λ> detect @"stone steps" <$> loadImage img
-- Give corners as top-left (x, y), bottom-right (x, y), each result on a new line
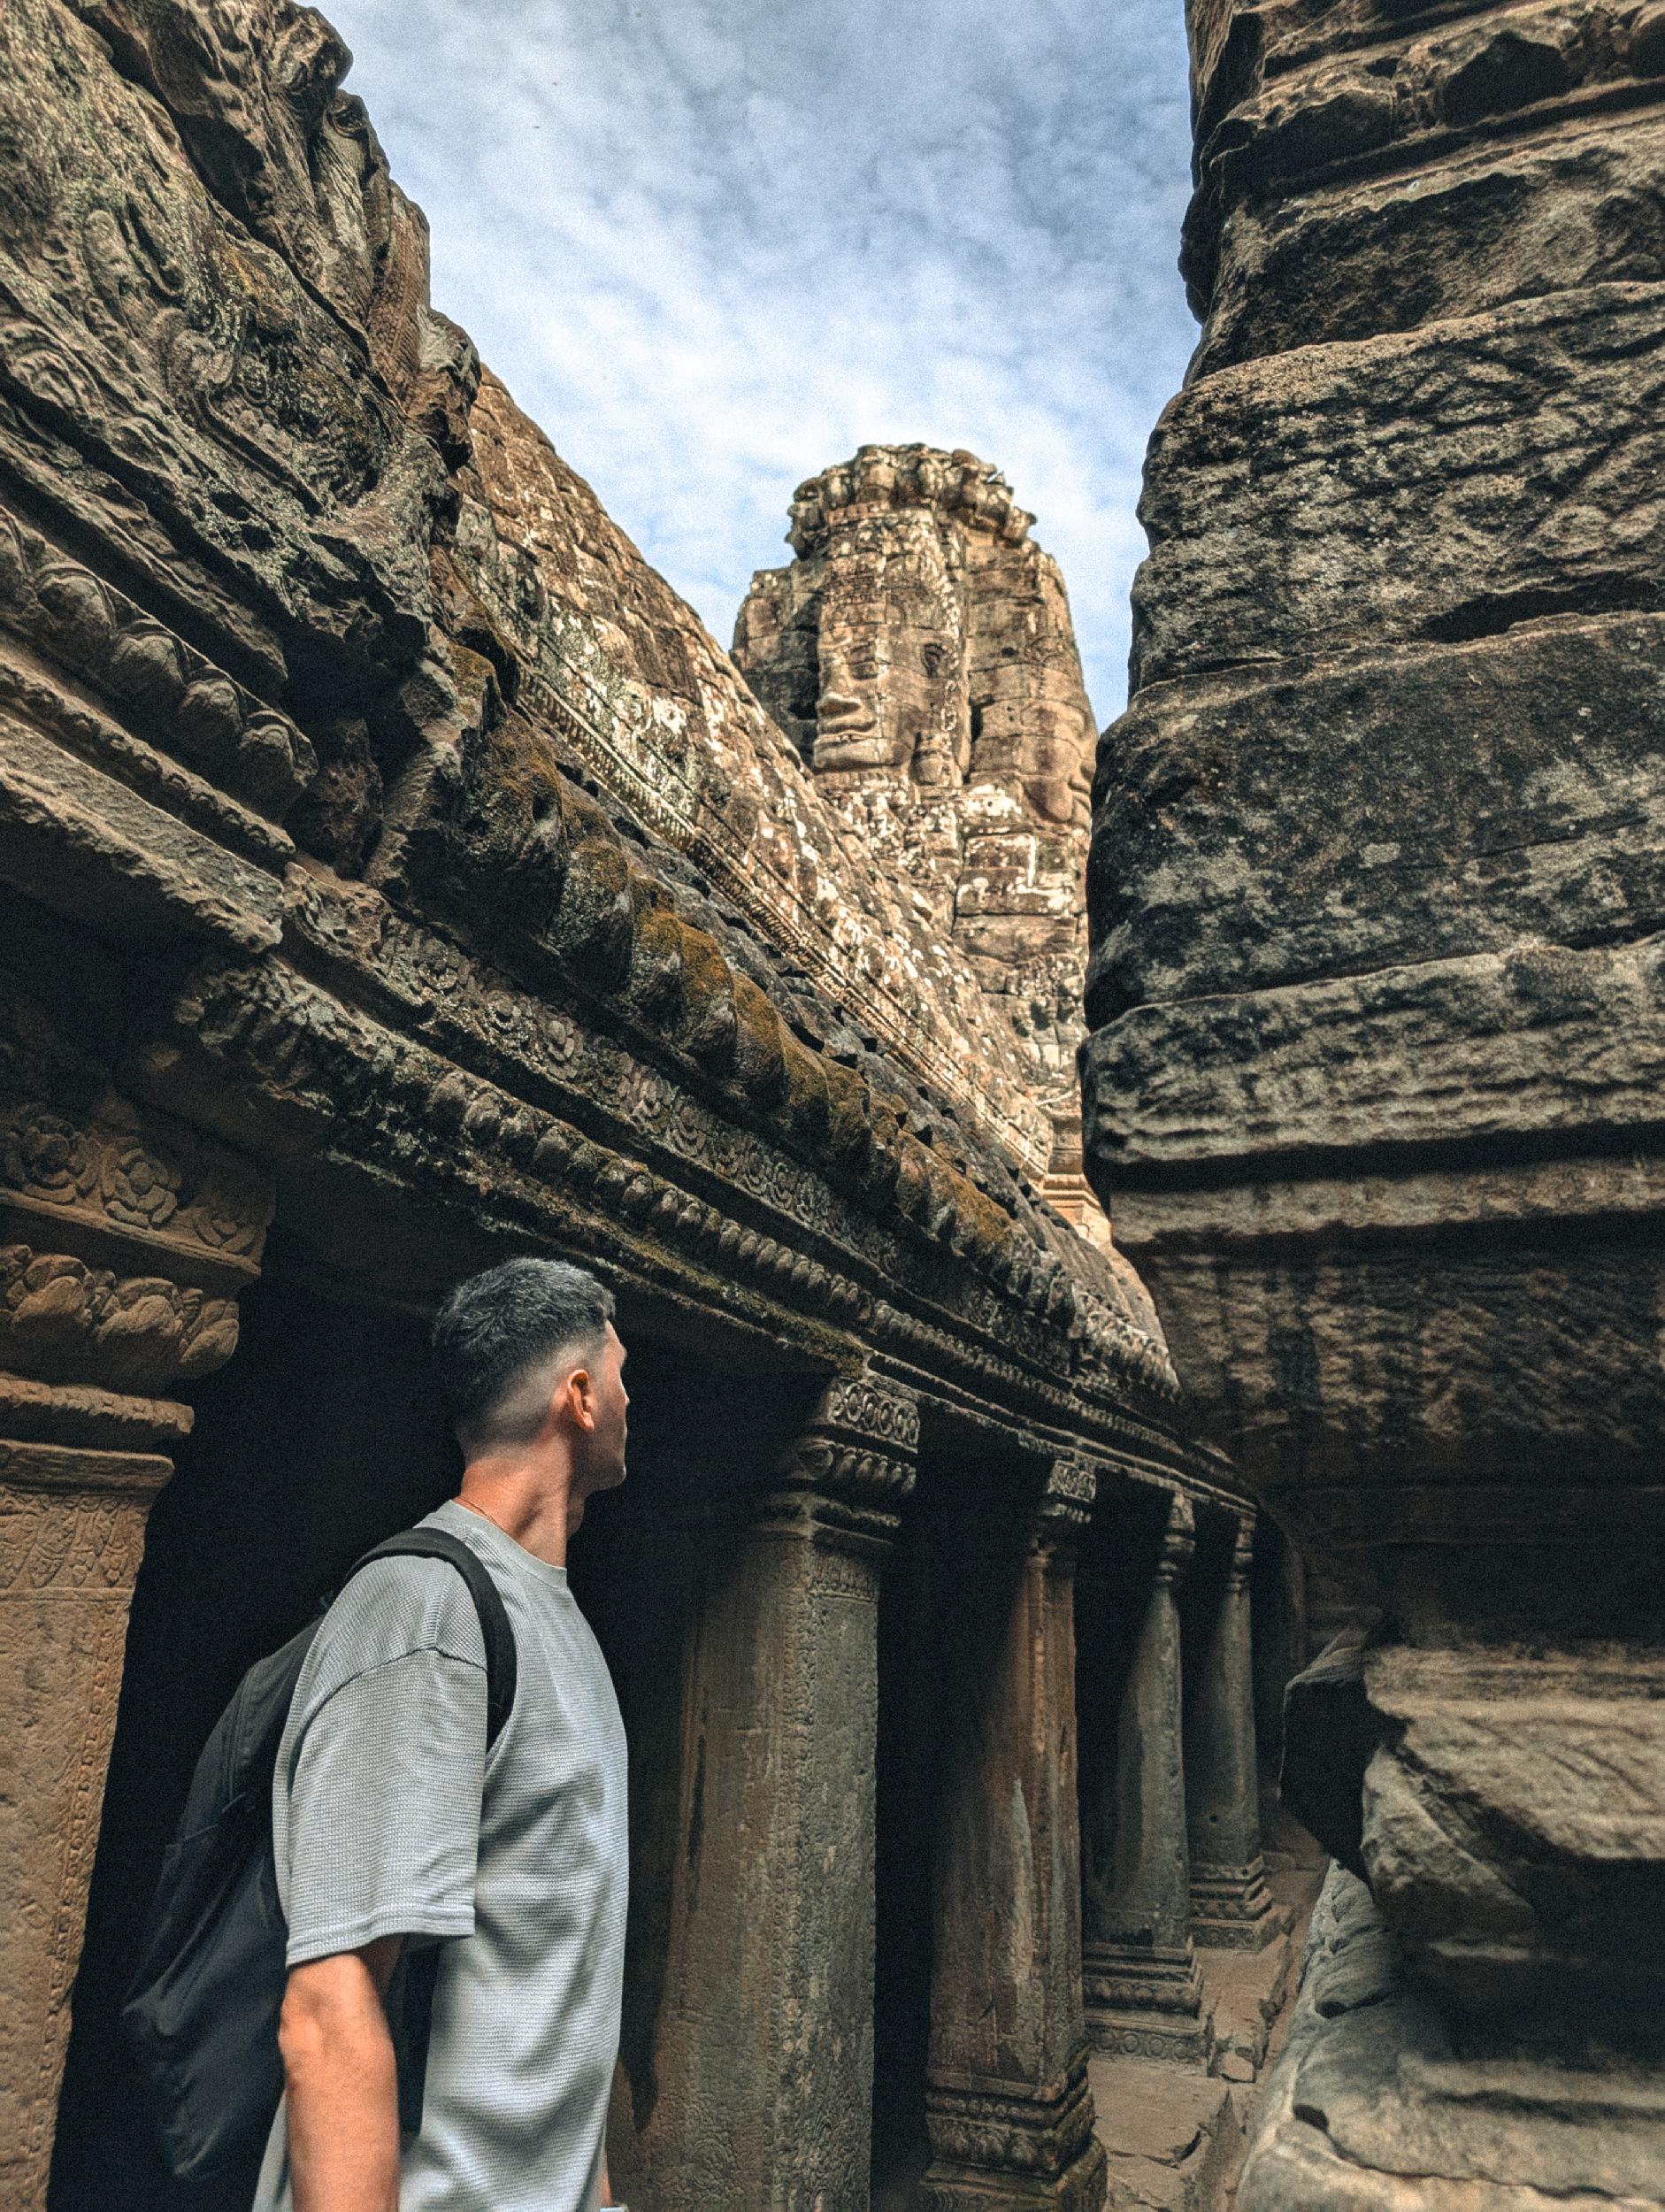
top-left (1086, 1826), bottom-right (1326, 2212)
top-left (1090, 2057), bottom-right (1247, 2212)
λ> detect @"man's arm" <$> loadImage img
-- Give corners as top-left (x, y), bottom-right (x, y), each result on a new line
top-left (279, 1933), bottom-right (404, 2212)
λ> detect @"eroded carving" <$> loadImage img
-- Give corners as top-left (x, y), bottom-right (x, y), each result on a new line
top-left (735, 445), bottom-right (1103, 1232)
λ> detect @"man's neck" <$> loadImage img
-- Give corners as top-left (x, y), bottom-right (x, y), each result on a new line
top-left (456, 1461), bottom-right (581, 1571)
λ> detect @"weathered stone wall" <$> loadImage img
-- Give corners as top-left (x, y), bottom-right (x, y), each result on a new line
top-left (734, 447), bottom-right (1103, 1226)
top-left (453, 405), bottom-right (1061, 1182)
top-left (1086, 3), bottom-right (1665, 2205)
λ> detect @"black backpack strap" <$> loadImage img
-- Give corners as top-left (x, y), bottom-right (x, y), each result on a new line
top-left (344, 1526), bottom-right (518, 2139)
top-left (349, 1528), bottom-right (518, 1747)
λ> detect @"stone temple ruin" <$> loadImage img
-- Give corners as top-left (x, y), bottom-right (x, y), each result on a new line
top-left (733, 445), bottom-right (1105, 1243)
top-left (2, 2), bottom-right (1661, 2211)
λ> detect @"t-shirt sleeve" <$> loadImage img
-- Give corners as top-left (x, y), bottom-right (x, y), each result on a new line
top-left (278, 1582), bottom-right (491, 1968)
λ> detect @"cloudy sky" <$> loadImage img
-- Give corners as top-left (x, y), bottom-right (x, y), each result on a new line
top-left (326, 0), bottom-right (1199, 721)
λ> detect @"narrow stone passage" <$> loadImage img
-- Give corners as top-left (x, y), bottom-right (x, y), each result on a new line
top-left (1089, 1817), bottom-right (1327, 2212)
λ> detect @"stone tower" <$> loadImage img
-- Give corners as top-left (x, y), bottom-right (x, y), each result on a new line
top-left (1086, 2), bottom-right (1665, 2206)
top-left (734, 445), bottom-right (1104, 1236)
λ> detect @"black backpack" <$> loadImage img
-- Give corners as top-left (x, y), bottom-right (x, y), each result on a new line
top-left (121, 1527), bottom-right (517, 2185)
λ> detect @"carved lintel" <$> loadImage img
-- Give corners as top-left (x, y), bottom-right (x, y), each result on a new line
top-left (142, 934), bottom-right (1182, 1429)
top-left (756, 1373), bottom-right (920, 1551)
top-left (810, 1372), bottom-right (923, 1456)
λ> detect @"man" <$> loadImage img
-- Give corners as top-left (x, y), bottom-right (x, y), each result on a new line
top-left (251, 1256), bottom-right (631, 2212)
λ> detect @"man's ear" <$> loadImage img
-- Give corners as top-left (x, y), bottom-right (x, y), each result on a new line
top-left (564, 1363), bottom-right (597, 1432)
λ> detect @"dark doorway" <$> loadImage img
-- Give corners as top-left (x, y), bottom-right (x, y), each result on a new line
top-left (1074, 1481), bottom-right (1170, 1971)
top-left (871, 1423), bottom-right (1027, 2212)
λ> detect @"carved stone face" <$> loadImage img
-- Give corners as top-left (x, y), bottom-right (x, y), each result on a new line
top-left (731, 449), bottom-right (1097, 1161)
top-left (812, 642), bottom-right (890, 771)
top-left (811, 511), bottom-right (967, 780)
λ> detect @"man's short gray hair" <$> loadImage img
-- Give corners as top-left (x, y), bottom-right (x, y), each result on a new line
top-left (432, 1257), bottom-right (615, 1451)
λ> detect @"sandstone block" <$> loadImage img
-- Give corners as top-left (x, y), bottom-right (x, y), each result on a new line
top-left (1132, 284), bottom-right (1665, 688)
top-left (1085, 933), bottom-right (1665, 1178)
top-left (1108, 1209), bottom-right (1665, 1525)
top-left (1088, 614), bottom-right (1665, 1021)
top-left (1360, 1644), bottom-right (1665, 2016)
top-left (1198, 117), bottom-right (1665, 373)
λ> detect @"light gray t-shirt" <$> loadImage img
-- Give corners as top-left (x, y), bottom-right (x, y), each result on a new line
top-left (252, 1500), bottom-right (628, 2212)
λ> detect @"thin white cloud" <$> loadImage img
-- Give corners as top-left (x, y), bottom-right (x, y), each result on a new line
top-left (326, 0), bottom-right (1197, 719)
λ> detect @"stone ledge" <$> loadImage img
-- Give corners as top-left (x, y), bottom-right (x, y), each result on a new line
top-left (1239, 1867), bottom-right (1665, 2212)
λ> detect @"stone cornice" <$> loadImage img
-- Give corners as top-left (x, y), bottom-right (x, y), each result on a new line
top-left (262, 866), bottom-right (1177, 1408)
top-left (149, 945), bottom-right (1188, 1452)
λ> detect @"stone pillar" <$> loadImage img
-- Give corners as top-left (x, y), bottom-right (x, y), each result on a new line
top-left (623, 1374), bottom-right (917, 2212)
top-left (1185, 1517), bottom-right (1279, 1950)
top-left (922, 1456), bottom-right (1107, 2212)
top-left (0, 998), bottom-right (269, 2211)
top-left (1080, 1491), bottom-right (1208, 2062)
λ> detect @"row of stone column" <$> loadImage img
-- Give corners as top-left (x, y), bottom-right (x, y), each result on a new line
top-left (1081, 1497), bottom-right (1278, 2069)
top-left (610, 1384), bottom-right (1109, 2211)
top-left (614, 1383), bottom-right (1271, 2211)
top-left (8, 1320), bottom-right (1268, 2211)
